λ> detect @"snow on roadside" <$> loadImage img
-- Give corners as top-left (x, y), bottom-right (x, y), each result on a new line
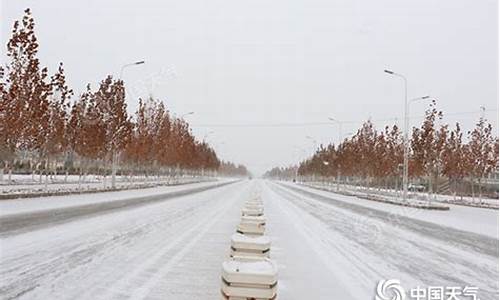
top-left (0, 175), bottom-right (217, 199)
top-left (303, 181), bottom-right (499, 209)
top-left (0, 179), bottom-right (235, 217)
top-left (302, 182), bottom-right (450, 210)
top-left (282, 181), bottom-right (499, 239)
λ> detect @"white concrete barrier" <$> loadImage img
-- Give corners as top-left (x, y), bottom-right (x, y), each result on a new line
top-left (241, 215), bottom-right (266, 226)
top-left (230, 233), bottom-right (271, 260)
top-left (237, 218), bottom-right (266, 235)
top-left (221, 259), bottom-right (278, 300)
top-left (250, 195), bottom-right (262, 202)
top-left (220, 195), bottom-right (278, 299)
top-left (241, 206), bottom-right (264, 217)
top-left (244, 203), bottom-right (264, 211)
top-left (246, 198), bottom-right (263, 204)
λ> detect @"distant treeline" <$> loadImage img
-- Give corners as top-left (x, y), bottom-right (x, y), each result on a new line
top-left (265, 101), bottom-right (498, 196)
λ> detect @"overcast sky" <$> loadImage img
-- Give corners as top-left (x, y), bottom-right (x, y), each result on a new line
top-left (1, 0), bottom-right (498, 175)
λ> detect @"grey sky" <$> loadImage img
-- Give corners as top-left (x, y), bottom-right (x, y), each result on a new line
top-left (1, 0), bottom-right (498, 175)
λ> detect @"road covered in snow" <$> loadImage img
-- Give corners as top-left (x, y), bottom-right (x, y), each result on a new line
top-left (0, 179), bottom-right (234, 236)
top-left (1, 179), bottom-right (248, 299)
top-left (264, 181), bottom-right (498, 299)
top-left (0, 179), bottom-right (498, 299)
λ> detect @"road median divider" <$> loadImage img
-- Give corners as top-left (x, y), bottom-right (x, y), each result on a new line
top-left (220, 194), bottom-right (278, 300)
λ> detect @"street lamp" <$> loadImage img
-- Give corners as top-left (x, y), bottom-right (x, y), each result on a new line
top-left (384, 68), bottom-right (417, 203)
top-left (111, 60), bottom-right (145, 189)
top-left (120, 60), bottom-right (145, 79)
top-left (411, 95), bottom-right (430, 103)
top-left (181, 111), bottom-right (195, 118)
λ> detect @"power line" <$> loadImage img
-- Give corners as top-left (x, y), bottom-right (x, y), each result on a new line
top-left (190, 109), bottom-right (497, 128)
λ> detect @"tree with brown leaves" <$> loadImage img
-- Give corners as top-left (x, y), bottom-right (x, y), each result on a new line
top-left (467, 116), bottom-right (496, 200)
top-left (411, 100), bottom-right (448, 195)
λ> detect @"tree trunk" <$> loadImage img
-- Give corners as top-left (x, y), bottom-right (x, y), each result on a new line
top-left (452, 178), bottom-right (457, 201)
top-left (395, 176), bottom-right (398, 196)
top-left (459, 179), bottom-right (463, 201)
top-left (103, 166), bottom-right (107, 189)
top-left (471, 180), bottom-right (475, 202)
top-left (111, 151), bottom-right (117, 189)
top-left (44, 170), bottom-right (49, 191)
top-left (478, 178), bottom-right (483, 204)
top-left (428, 175), bottom-right (433, 200)
top-left (78, 170), bottom-right (82, 190)
top-left (83, 163), bottom-right (87, 182)
top-left (46, 156), bottom-right (51, 183)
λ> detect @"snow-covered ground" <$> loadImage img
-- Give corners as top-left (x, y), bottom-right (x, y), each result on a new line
top-left (302, 182), bottom-right (451, 210)
top-left (0, 174), bottom-right (215, 198)
top-left (0, 174), bottom-right (207, 186)
top-left (0, 179), bottom-right (498, 299)
top-left (0, 174), bottom-right (102, 185)
top-left (283, 182), bottom-right (498, 238)
top-left (303, 180), bottom-right (499, 209)
top-left (266, 181), bottom-right (498, 299)
top-left (0, 179), bottom-right (232, 217)
top-left (0, 180), bottom-right (248, 299)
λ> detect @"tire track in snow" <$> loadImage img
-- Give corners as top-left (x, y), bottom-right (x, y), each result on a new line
top-left (280, 182), bottom-right (498, 257)
top-left (270, 181), bottom-right (499, 300)
top-left (265, 181), bottom-right (380, 299)
top-left (93, 182), bottom-right (245, 300)
top-left (1, 199), bottom-right (202, 300)
top-left (0, 181), bottom-right (235, 237)
top-left (129, 195), bottom-right (234, 300)
top-left (0, 182), bottom-right (245, 300)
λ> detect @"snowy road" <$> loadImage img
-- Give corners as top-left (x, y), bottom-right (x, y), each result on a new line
top-left (1, 180), bottom-right (248, 299)
top-left (0, 180), bottom-right (233, 236)
top-left (0, 179), bottom-right (498, 299)
top-left (264, 181), bottom-right (498, 299)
